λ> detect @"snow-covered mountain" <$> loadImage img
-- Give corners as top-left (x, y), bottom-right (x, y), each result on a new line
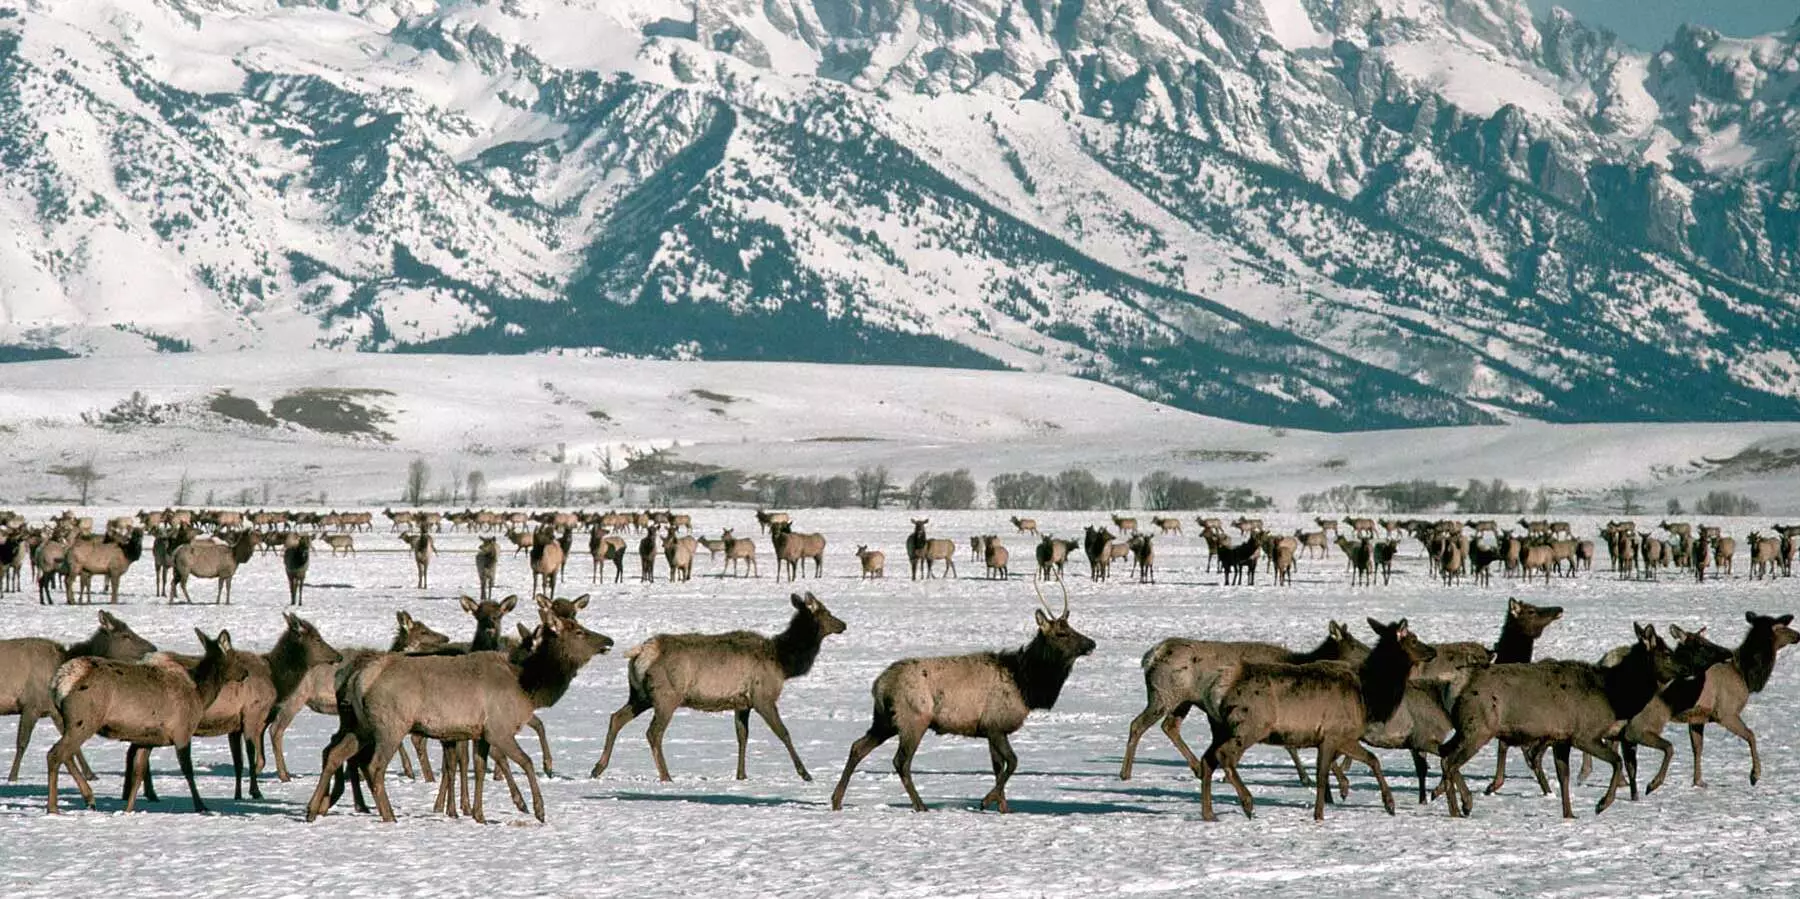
top-left (3, 1), bottom-right (1798, 430)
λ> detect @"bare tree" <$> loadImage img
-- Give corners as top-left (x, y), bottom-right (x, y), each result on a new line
top-left (261, 480), bottom-right (274, 505)
top-left (466, 470), bottom-right (487, 505)
top-left (49, 454), bottom-right (104, 504)
top-left (1617, 485), bottom-right (1641, 516)
top-left (174, 470), bottom-right (195, 505)
top-left (854, 467), bottom-right (889, 510)
top-left (404, 457), bottom-right (431, 506)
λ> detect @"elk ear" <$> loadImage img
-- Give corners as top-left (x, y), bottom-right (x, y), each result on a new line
top-left (516, 623), bottom-right (532, 641)
top-left (195, 627), bottom-right (210, 648)
top-left (396, 611), bottom-right (413, 627)
top-left (571, 594), bottom-right (590, 610)
top-left (460, 596), bottom-right (477, 613)
top-left (1746, 611), bottom-right (1758, 625)
top-left (1035, 609), bottom-right (1053, 631)
top-left (99, 610), bottom-right (119, 630)
top-left (216, 630), bottom-right (232, 654)
top-left (1365, 618), bottom-right (1385, 637)
top-left (535, 595), bottom-right (553, 615)
top-left (1508, 598), bottom-right (1522, 615)
top-left (791, 593), bottom-right (806, 610)
top-left (1328, 621), bottom-right (1344, 640)
top-left (499, 595), bottom-right (518, 614)
top-left (1780, 615), bottom-right (1795, 626)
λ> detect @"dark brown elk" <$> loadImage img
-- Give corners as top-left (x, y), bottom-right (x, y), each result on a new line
top-left (475, 536), bottom-right (498, 600)
top-left (306, 602), bottom-right (611, 823)
top-left (1218, 538), bottom-right (1260, 585)
top-left (62, 529), bottom-right (144, 604)
top-left (1119, 621), bottom-right (1369, 784)
top-left (1082, 526), bottom-right (1115, 581)
top-left (47, 629), bottom-right (247, 814)
top-left (1199, 619), bottom-right (1434, 821)
top-left (1129, 533), bottom-right (1156, 584)
top-left (284, 535), bottom-right (312, 606)
top-left (1439, 623), bottom-right (1694, 818)
top-left (592, 593), bottom-right (845, 781)
top-left (906, 519), bottom-right (956, 579)
top-left (637, 529), bottom-right (657, 582)
top-left (831, 587), bottom-right (1093, 812)
top-left (3, 611), bottom-right (157, 783)
top-left (769, 521), bottom-right (825, 580)
top-left (170, 530), bottom-right (258, 604)
top-left (266, 611), bottom-right (449, 783)
top-left (1034, 535), bottom-right (1071, 580)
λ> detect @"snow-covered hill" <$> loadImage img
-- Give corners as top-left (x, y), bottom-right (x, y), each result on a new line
top-left (4, 2), bottom-right (1800, 429)
top-left (2, 352), bottom-right (1797, 510)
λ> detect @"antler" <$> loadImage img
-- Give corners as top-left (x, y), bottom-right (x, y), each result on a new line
top-left (1058, 577), bottom-right (1070, 619)
top-left (1033, 577), bottom-right (1056, 619)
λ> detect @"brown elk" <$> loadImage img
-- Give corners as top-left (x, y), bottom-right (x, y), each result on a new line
top-left (1519, 540), bottom-right (1556, 584)
top-left (906, 519), bottom-right (956, 579)
top-left (854, 545), bottom-right (886, 579)
top-left (1676, 612), bottom-right (1798, 788)
top-left (720, 529), bottom-right (757, 578)
top-left (660, 528), bottom-right (695, 583)
top-left (47, 629), bottom-right (247, 814)
top-left (3, 611), bottom-right (157, 783)
top-left (754, 509), bottom-right (791, 534)
top-left (1566, 625), bottom-right (1738, 798)
top-left (1119, 620), bottom-right (1369, 783)
top-left (1082, 526), bottom-right (1115, 581)
top-left (321, 533), bottom-right (355, 556)
top-left (1271, 540), bottom-right (1296, 586)
top-left (1439, 623), bottom-right (1690, 818)
top-left (529, 528), bottom-right (564, 596)
top-left (1199, 619), bottom-right (1435, 821)
top-left (1712, 535), bottom-right (1737, 577)
top-left (592, 593), bottom-right (845, 782)
top-left (1218, 538), bottom-right (1260, 586)
top-left (306, 601), bottom-right (611, 823)
top-left (170, 530), bottom-right (258, 604)
top-left (284, 535), bottom-right (311, 606)
top-left (1231, 517), bottom-right (1263, 535)
top-left (1112, 514), bottom-right (1139, 533)
top-left (983, 536), bottom-right (1010, 579)
top-left (401, 531), bottom-right (435, 589)
top-left (1129, 533), bottom-right (1155, 584)
top-left (475, 536), bottom-right (499, 600)
top-left (1748, 533), bottom-right (1780, 579)
top-left (266, 611), bottom-right (449, 783)
top-left (1152, 516), bottom-right (1183, 535)
top-left (769, 521), bottom-right (825, 580)
top-left (62, 529), bottom-right (144, 604)
top-left (591, 531), bottom-right (627, 583)
top-left (1034, 535), bottom-right (1072, 581)
top-left (637, 529), bottom-right (658, 582)
top-left (831, 585), bottom-right (1093, 812)
top-left (1010, 516), bottom-right (1038, 535)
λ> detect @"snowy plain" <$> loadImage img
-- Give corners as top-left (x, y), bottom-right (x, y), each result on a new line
top-left (3, 508), bottom-right (1799, 897)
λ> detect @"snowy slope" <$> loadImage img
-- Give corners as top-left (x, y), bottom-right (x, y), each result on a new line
top-left (2, 509), bottom-right (1800, 896)
top-left (2, 352), bottom-right (1798, 511)
top-left (3, 2), bottom-right (1800, 429)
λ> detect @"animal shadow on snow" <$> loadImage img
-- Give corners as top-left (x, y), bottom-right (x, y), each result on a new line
top-left (601, 791), bottom-right (826, 809)
top-left (0, 782), bottom-right (289, 817)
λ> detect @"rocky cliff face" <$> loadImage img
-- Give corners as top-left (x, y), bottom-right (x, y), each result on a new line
top-left (3, 1), bottom-right (1798, 428)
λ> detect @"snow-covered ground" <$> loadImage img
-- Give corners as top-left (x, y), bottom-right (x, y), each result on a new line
top-left (3, 509), bottom-right (1799, 896)
top-left (3, 353), bottom-right (1800, 512)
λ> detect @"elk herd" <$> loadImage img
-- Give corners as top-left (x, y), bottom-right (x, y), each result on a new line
top-left (1, 504), bottom-right (1797, 827)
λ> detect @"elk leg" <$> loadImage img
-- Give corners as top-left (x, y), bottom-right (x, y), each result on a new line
top-left (734, 708), bottom-right (751, 781)
top-left (229, 732), bottom-right (245, 800)
top-left (1714, 711), bottom-right (1760, 785)
top-left (1643, 730), bottom-right (1675, 794)
top-left (830, 719), bottom-right (896, 811)
top-left (1218, 742), bottom-right (1257, 821)
top-left (592, 695), bottom-right (649, 778)
top-left (1551, 742), bottom-right (1574, 818)
top-left (645, 701), bottom-right (678, 782)
top-left (1288, 745), bottom-right (1319, 790)
top-left (1689, 723), bottom-right (1708, 787)
top-left (412, 733), bottom-right (435, 782)
top-left (1162, 706), bottom-right (1212, 781)
top-left (493, 754), bottom-right (526, 812)
top-left (269, 698), bottom-right (301, 782)
top-left (492, 732), bottom-right (544, 822)
top-left (1410, 749), bottom-right (1430, 804)
top-left (8, 709), bottom-right (39, 782)
top-left (1118, 699), bottom-right (1169, 781)
top-left (1574, 735), bottom-right (1624, 815)
top-left (364, 737), bottom-right (402, 823)
top-left (1312, 746), bottom-right (1333, 821)
top-left (1527, 740), bottom-right (1553, 795)
top-left (755, 703), bottom-right (811, 782)
top-left (892, 726), bottom-right (928, 812)
top-left (142, 754), bottom-right (161, 803)
top-left (471, 739), bottom-right (491, 824)
top-left (176, 743), bottom-right (207, 814)
top-left (122, 745), bottom-right (145, 812)
top-left (1621, 741), bottom-right (1640, 800)
top-left (433, 742), bottom-right (455, 816)
top-left (1578, 747), bottom-right (1593, 783)
top-left (524, 715), bottom-right (551, 778)
top-left (1331, 749), bottom-right (1352, 802)
top-left (980, 732), bottom-right (1017, 813)
top-left (306, 732), bottom-right (358, 821)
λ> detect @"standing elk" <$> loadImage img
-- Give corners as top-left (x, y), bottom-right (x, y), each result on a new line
top-left (769, 521), bottom-right (825, 581)
top-left (1152, 517), bottom-right (1183, 536)
top-left (284, 535), bottom-right (311, 606)
top-left (62, 528), bottom-right (145, 605)
top-left (637, 530), bottom-right (658, 582)
top-left (1035, 535), bottom-right (1072, 581)
top-left (1677, 612), bottom-right (1798, 788)
top-left (592, 593), bottom-right (845, 782)
top-left (1129, 533), bottom-right (1155, 584)
top-left (475, 537), bottom-right (499, 601)
top-left (831, 585), bottom-right (1094, 812)
top-left (906, 519), bottom-right (956, 579)
top-left (1010, 516), bottom-right (1038, 536)
top-left (3, 611), bottom-right (158, 783)
top-left (401, 531), bottom-right (435, 590)
top-left (1082, 527), bottom-right (1115, 581)
top-left (854, 545), bottom-right (886, 579)
top-left (47, 628), bottom-right (247, 814)
top-left (528, 528), bottom-right (564, 597)
top-left (1112, 514), bottom-right (1138, 533)
top-left (170, 530), bottom-right (258, 604)
top-left (321, 533), bottom-right (355, 556)
top-left (660, 528), bottom-right (695, 583)
top-left (983, 536), bottom-right (1010, 579)
top-left (307, 601), bottom-right (612, 824)
top-left (1199, 619), bottom-right (1435, 821)
top-left (592, 531), bottom-right (627, 584)
top-left (754, 509), bottom-right (791, 534)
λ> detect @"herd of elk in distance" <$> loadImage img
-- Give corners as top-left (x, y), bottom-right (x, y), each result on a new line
top-left (0, 505), bottom-right (1795, 825)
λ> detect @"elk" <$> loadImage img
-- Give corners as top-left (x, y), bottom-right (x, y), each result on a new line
top-left (321, 533), bottom-right (355, 556)
top-left (1010, 516), bottom-right (1038, 535)
top-left (170, 530), bottom-right (258, 604)
top-left (1128, 533), bottom-right (1155, 584)
top-left (3, 611), bottom-right (158, 783)
top-left (1676, 612), bottom-right (1798, 788)
top-left (592, 593), bottom-right (845, 782)
top-left (637, 530), bottom-right (658, 581)
top-left (592, 532), bottom-right (627, 583)
top-left (1082, 526), bottom-right (1115, 581)
top-left (1296, 529), bottom-right (1328, 559)
top-left (1112, 514), bottom-right (1138, 533)
top-left (62, 528), bottom-right (145, 604)
top-left (507, 529), bottom-right (534, 554)
top-left (306, 601), bottom-right (612, 823)
top-left (1152, 516), bottom-right (1183, 535)
top-left (1567, 625), bottom-right (1738, 798)
top-left (1199, 619), bottom-right (1435, 821)
top-left (1748, 533), bottom-right (1780, 579)
top-left (831, 585), bottom-right (1094, 812)
top-left (1439, 623), bottom-right (1693, 818)
top-left (136, 628), bottom-right (301, 804)
top-left (1712, 535), bottom-right (1737, 577)
top-left (1231, 517), bottom-right (1263, 535)
top-left (969, 534), bottom-right (990, 564)
top-left (150, 530), bottom-right (180, 596)
top-left (284, 535), bottom-right (311, 606)
top-left (1271, 540), bottom-right (1296, 586)
top-left (984, 536), bottom-right (1010, 579)
top-left (46, 628), bottom-right (247, 814)
top-left (906, 519), bottom-right (956, 579)
top-left (1519, 540), bottom-right (1555, 584)
top-left (1119, 620), bottom-right (1370, 784)
top-left (720, 529), bottom-right (757, 578)
top-left (754, 509), bottom-right (790, 534)
top-left (1218, 538), bottom-right (1260, 585)
top-left (475, 537), bottom-right (498, 600)
top-left (769, 521), bottom-right (826, 580)
top-left (1035, 535), bottom-right (1071, 581)
top-left (855, 545), bottom-right (886, 578)
top-left (266, 611), bottom-right (449, 783)
top-left (530, 528), bottom-right (564, 596)
top-left (660, 528), bottom-right (695, 583)
top-left (397, 531), bottom-right (434, 589)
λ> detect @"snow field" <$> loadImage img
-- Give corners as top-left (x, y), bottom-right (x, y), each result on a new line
top-left (2, 508), bottom-right (1799, 896)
